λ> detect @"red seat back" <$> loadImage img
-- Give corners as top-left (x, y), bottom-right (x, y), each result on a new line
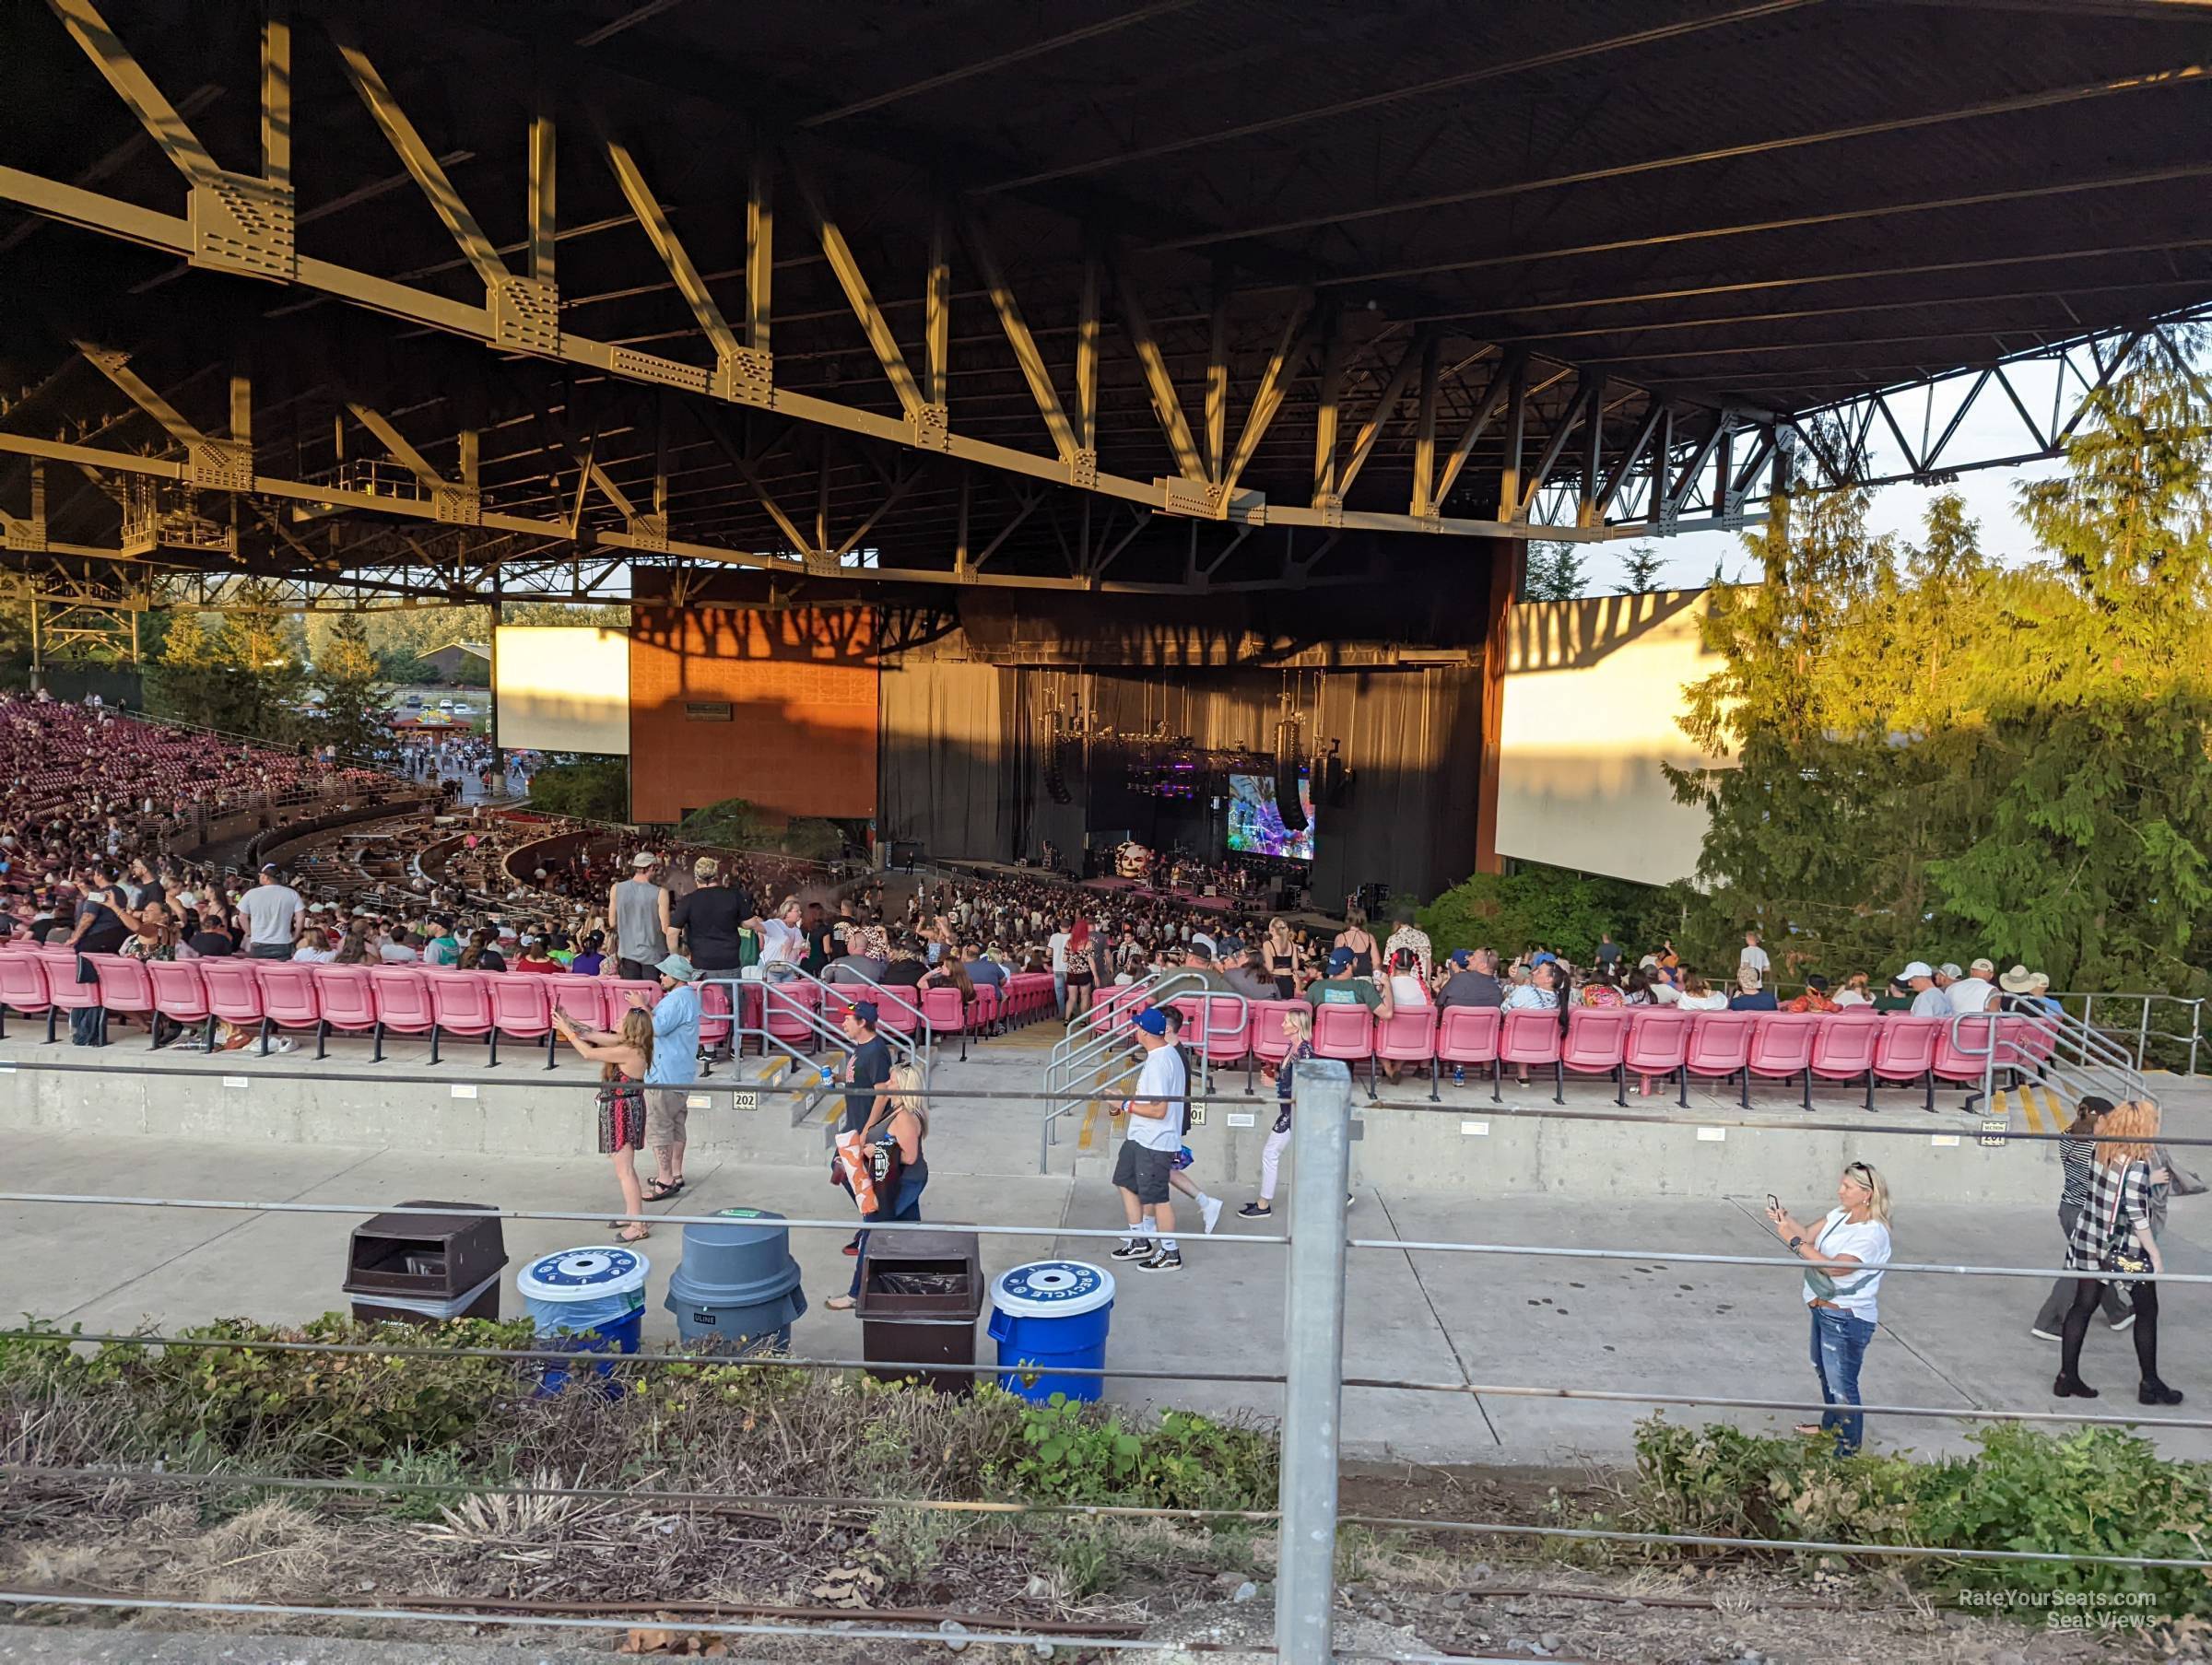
top-left (1436, 1004), bottom-right (1502, 1064)
top-left (257, 963), bottom-right (322, 1028)
top-left (198, 958), bottom-right (266, 1026)
top-left (88, 955), bottom-right (152, 1015)
top-left (1561, 1006), bottom-right (1632, 1073)
top-left (1375, 1006), bottom-right (1438, 1062)
top-left (489, 974), bottom-right (552, 1037)
top-left (368, 966), bottom-right (434, 1033)
top-left (426, 969), bottom-right (495, 1035)
top-left (763, 981), bottom-right (820, 1043)
top-left (313, 965), bottom-right (377, 1031)
top-left (1311, 1001), bottom-right (1375, 1061)
top-left (547, 976), bottom-right (607, 1032)
top-left (145, 958), bottom-right (207, 1022)
top-left (1249, 999), bottom-right (1312, 1063)
top-left (1683, 1011), bottom-right (1756, 1073)
top-left (1873, 1015), bottom-right (1942, 1078)
top-left (1933, 1013), bottom-right (1999, 1084)
top-left (1622, 1007), bottom-right (1692, 1071)
top-left (1747, 1013), bottom-right (1822, 1076)
top-left (1810, 1014), bottom-right (1881, 1077)
top-left (44, 952), bottom-right (101, 1013)
top-left (1498, 1006), bottom-right (1563, 1066)
top-left (920, 984), bottom-right (966, 1032)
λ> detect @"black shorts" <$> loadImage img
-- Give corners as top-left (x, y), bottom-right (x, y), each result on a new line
top-left (618, 956), bottom-right (655, 981)
top-left (1112, 1139), bottom-right (1175, 1205)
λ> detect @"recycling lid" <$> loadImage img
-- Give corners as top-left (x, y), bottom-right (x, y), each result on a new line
top-left (991, 1260), bottom-right (1115, 1319)
top-left (516, 1246), bottom-right (650, 1303)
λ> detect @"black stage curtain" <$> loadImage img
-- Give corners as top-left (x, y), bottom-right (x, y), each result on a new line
top-left (879, 651), bottom-right (1484, 904)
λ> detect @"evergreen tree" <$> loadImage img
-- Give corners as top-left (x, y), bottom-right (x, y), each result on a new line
top-left (146, 610), bottom-right (225, 728)
top-left (1617, 542), bottom-right (1665, 594)
top-left (210, 583), bottom-right (304, 741)
top-left (314, 610), bottom-right (387, 760)
top-left (1523, 541), bottom-right (1587, 600)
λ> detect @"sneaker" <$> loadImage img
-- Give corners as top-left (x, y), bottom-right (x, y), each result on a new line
top-left (1110, 1239), bottom-right (1153, 1261)
top-left (1201, 1195), bottom-right (1223, 1235)
top-left (1346, 1193), bottom-right (1357, 1211)
top-left (841, 1241), bottom-right (860, 1258)
top-left (1140, 1249), bottom-right (1184, 1272)
top-left (1237, 1201), bottom-right (1272, 1219)
top-left (2030, 1326), bottom-right (2062, 1342)
top-left (2111, 1312), bottom-right (2137, 1332)
top-left (268, 1038), bottom-right (298, 1055)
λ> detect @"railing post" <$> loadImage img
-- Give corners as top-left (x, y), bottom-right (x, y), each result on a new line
top-left (2136, 998), bottom-right (2151, 1073)
top-left (1277, 1056), bottom-right (1351, 1665)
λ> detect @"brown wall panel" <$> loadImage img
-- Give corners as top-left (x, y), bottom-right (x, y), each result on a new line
top-left (628, 605), bottom-right (878, 826)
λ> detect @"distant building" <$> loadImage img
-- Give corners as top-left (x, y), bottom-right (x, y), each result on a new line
top-left (418, 640), bottom-right (490, 680)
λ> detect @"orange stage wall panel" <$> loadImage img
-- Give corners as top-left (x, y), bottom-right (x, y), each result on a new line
top-left (627, 605), bottom-right (878, 825)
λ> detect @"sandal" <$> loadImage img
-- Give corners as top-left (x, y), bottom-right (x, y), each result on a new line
top-left (617, 1224), bottom-right (652, 1243)
top-left (826, 1295), bottom-right (856, 1312)
top-left (642, 1178), bottom-right (686, 1202)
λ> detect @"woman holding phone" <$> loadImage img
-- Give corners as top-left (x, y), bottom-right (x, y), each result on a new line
top-left (1765, 1162), bottom-right (1893, 1456)
top-left (553, 1004), bottom-right (654, 1242)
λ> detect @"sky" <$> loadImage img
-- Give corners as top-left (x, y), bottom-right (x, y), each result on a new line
top-left (1568, 356), bottom-right (2085, 594)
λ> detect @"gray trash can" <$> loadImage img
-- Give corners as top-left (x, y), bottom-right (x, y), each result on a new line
top-left (665, 1206), bottom-right (807, 1353)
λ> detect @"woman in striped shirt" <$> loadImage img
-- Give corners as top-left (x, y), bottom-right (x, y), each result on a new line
top-left (2030, 1097), bottom-right (2130, 1341)
top-left (2053, 1099), bottom-right (2180, 1405)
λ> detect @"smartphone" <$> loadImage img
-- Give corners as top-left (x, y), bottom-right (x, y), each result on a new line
top-left (1766, 1193), bottom-right (1781, 1212)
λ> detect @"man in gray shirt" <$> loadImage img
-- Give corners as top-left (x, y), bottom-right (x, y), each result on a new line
top-left (610, 852), bottom-right (672, 980)
top-left (237, 863), bottom-right (304, 960)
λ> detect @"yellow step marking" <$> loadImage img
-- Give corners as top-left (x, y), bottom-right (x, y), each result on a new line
top-left (2019, 1087), bottom-right (2045, 1134)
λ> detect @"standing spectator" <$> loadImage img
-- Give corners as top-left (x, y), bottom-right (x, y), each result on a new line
top-left (1107, 1008), bottom-right (1188, 1273)
top-left (1766, 1162), bottom-right (1893, 1456)
top-left (2054, 1100), bottom-right (2181, 1406)
top-left (610, 852), bottom-right (672, 981)
top-left (826, 1060), bottom-right (931, 1313)
top-left (2031, 1096), bottom-right (2130, 1342)
top-left (551, 1003), bottom-right (653, 1244)
top-left (673, 857), bottom-right (756, 983)
top-left (1738, 929), bottom-right (1771, 986)
top-left (1242, 1006), bottom-right (1315, 1218)
top-left (1333, 909), bottom-right (1380, 979)
top-left (756, 897), bottom-right (806, 983)
top-left (635, 954), bottom-right (702, 1202)
top-left (237, 862), bottom-right (304, 960)
top-left (1382, 904), bottom-right (1432, 988)
top-left (63, 862), bottom-right (135, 1046)
top-left (1061, 918), bottom-right (1098, 1020)
top-left (1260, 917), bottom-right (1304, 1000)
top-left (1048, 918), bottom-right (1073, 1014)
top-left (1594, 932), bottom-right (1622, 975)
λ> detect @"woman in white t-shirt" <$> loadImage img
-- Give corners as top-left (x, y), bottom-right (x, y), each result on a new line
top-left (1675, 971), bottom-right (1729, 1012)
top-left (1765, 1162), bottom-right (1892, 1456)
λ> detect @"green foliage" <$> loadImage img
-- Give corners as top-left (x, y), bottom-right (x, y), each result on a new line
top-left (1524, 541), bottom-right (1588, 601)
top-left (145, 585), bottom-right (308, 743)
top-left (677, 796), bottom-right (845, 860)
top-left (1418, 862), bottom-right (1680, 964)
top-left (998, 1394), bottom-right (1277, 1512)
top-left (1617, 542), bottom-right (1665, 594)
top-left (345, 1445), bottom-right (511, 1522)
top-left (1668, 340), bottom-right (2212, 995)
top-left (310, 611), bottom-right (387, 760)
top-left (525, 756), bottom-right (631, 822)
top-left (1626, 1416), bottom-right (2212, 1619)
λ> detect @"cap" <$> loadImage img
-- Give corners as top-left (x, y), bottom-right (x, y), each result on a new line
top-left (1805, 973), bottom-right (1830, 991)
top-left (1326, 947), bottom-right (1356, 974)
top-left (1132, 1007), bottom-right (1169, 1036)
top-left (258, 862), bottom-right (278, 874)
top-left (1449, 949), bottom-right (1472, 968)
top-left (1532, 950), bottom-right (1558, 967)
top-left (1899, 961), bottom-right (1935, 981)
top-left (630, 851), bottom-right (657, 868)
top-left (845, 999), bottom-right (879, 1026)
top-left (653, 953), bottom-right (700, 981)
top-left (1970, 957), bottom-right (1996, 976)
top-left (1937, 962), bottom-right (1964, 979)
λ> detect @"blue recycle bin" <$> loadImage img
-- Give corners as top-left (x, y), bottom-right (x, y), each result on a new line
top-left (987, 1260), bottom-right (1115, 1403)
top-left (517, 1245), bottom-right (649, 1394)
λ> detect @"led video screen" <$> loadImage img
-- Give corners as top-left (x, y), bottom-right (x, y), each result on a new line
top-left (1226, 770), bottom-right (1315, 862)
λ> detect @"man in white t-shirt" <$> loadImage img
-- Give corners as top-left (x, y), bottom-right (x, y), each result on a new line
top-left (1947, 957), bottom-right (1998, 1014)
top-left (1900, 961), bottom-right (1950, 1018)
top-left (1047, 921), bottom-right (1072, 1013)
top-left (1737, 929), bottom-right (1771, 984)
top-left (1108, 1008), bottom-right (1188, 1274)
top-left (237, 863), bottom-right (304, 959)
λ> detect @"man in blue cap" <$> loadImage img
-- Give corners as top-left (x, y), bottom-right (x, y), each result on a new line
top-left (1309, 946), bottom-right (1395, 1017)
top-left (1109, 1006), bottom-right (1189, 1272)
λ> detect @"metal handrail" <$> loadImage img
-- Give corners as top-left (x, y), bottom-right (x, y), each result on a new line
top-left (2049, 990), bottom-right (2206, 1078)
top-left (1040, 969), bottom-right (1230, 1171)
top-left (700, 973), bottom-right (921, 1073)
top-left (1044, 969), bottom-right (1208, 1097)
top-left (1947, 1008), bottom-right (2147, 1116)
top-left (770, 965), bottom-right (932, 1060)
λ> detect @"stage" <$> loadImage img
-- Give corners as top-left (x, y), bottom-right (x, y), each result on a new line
top-left (936, 858), bottom-right (1337, 930)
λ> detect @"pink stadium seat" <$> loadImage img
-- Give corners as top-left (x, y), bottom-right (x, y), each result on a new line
top-left (972, 983), bottom-right (1001, 1035)
top-left (1175, 995), bottom-right (1253, 1068)
top-left (763, 980), bottom-right (822, 1060)
top-left (488, 972), bottom-right (555, 1069)
top-left (146, 959), bottom-right (209, 1043)
top-left (44, 952), bottom-right (103, 1031)
top-left (1312, 1001), bottom-right (1379, 1096)
top-left (1248, 999), bottom-right (1312, 1072)
top-left (1746, 1013), bottom-right (1823, 1108)
top-left (920, 984), bottom-right (969, 1060)
top-left (367, 966), bottom-right (435, 1063)
top-left (1375, 1004), bottom-right (1439, 1096)
top-left (1497, 1006), bottom-right (1564, 1104)
top-left (85, 954), bottom-right (155, 1042)
top-left (1435, 1005), bottom-right (1502, 1098)
top-left (1679, 1011), bottom-right (1755, 1108)
top-left (197, 959), bottom-right (270, 1053)
top-left (312, 965), bottom-right (378, 1057)
top-left (547, 976), bottom-right (608, 1035)
top-left (1933, 1013), bottom-right (2004, 1108)
top-left (607, 979), bottom-right (663, 1013)
top-left (256, 963), bottom-right (323, 1054)
top-left (1810, 1011), bottom-right (1883, 1111)
top-left (1562, 1006), bottom-right (1633, 1098)
top-left (0, 949), bottom-right (53, 1042)
top-left (1872, 1015), bottom-right (1942, 1111)
top-left (1620, 1007), bottom-right (1692, 1105)
top-left (869, 983), bottom-right (926, 1040)
top-left (425, 969), bottom-right (496, 1066)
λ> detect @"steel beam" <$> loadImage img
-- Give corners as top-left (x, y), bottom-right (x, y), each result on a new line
top-left (1335, 334), bottom-right (1424, 499)
top-left (793, 162), bottom-right (927, 425)
top-left (604, 137), bottom-right (741, 364)
top-left (1113, 264), bottom-right (1207, 486)
top-left (1221, 302), bottom-right (1312, 500)
top-left (47, 0), bottom-right (220, 186)
top-left (962, 215), bottom-right (1078, 463)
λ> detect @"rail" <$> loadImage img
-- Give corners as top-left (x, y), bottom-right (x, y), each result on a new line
top-left (1038, 972), bottom-right (1248, 1171)
top-left (2049, 988), bottom-right (2206, 1078)
top-left (1947, 1004), bottom-right (2148, 1115)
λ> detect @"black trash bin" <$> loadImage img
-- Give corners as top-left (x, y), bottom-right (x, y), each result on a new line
top-left (854, 1228), bottom-right (982, 1393)
top-left (343, 1200), bottom-right (507, 1325)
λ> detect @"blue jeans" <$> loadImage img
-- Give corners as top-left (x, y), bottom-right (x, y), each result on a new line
top-left (849, 1171), bottom-right (928, 1299)
top-left (1809, 1307), bottom-right (1877, 1454)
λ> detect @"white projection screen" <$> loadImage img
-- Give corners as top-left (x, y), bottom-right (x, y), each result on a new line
top-left (1493, 590), bottom-right (1735, 889)
top-left (492, 626), bottom-right (631, 755)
